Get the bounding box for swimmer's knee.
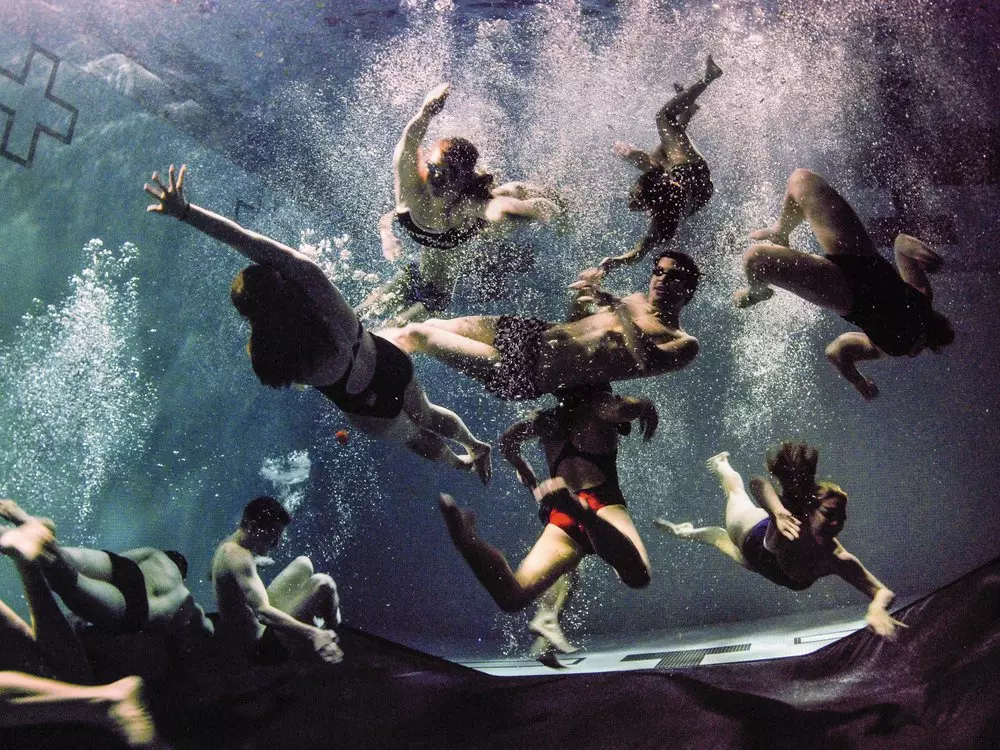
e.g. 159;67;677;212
742;245;774;275
310;572;337;594
292;556;314;574
787;167;822;195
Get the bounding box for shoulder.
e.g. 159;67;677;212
213;540;253;574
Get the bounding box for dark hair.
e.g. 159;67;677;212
438;137;495;202
653;249;701;304
241;496;292;531
926;310;955;350
230;265;333;389
629;166;675;212
765;442;825;513
163;550;189;579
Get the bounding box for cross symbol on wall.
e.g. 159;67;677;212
0;43;78;168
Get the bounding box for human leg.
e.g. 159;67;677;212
0;672;160;749
655;55;723;162
750;168;874;257
541;484;651;588
708;452;768;551
401;379;491;483
438;494;582;613
378;319;501;383
893;233;942;299
734;242;854;313
267;557;340;629
529;571;579;656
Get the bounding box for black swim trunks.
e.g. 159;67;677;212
630;158;714;218
484;315;550;401
740;520;811;592
402;261;453;312
396;211;486;250
825;253;933;357
102;551;151;633
316;334;414;420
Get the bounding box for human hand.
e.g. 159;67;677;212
311;628;344;664
773;509;801;540
532;476;568;503
422;83;450;116
866;608;907;640
383;236;404;262
611;141;633;158
854;377;880;401
568;267;606;301
638;400;659;441
144;164;190;220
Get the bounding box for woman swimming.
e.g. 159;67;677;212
357;82;563;326
656;443;904;639
144;164;491;482
438;384;658;649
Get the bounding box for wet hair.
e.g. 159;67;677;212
925;310;955;350
653;249;701;304
765;441;821;514
812;481;848;508
163;550;189;580
629;166;677;212
435;137;495;202
230;265;333;389
241;496;292;531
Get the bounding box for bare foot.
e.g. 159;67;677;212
895;233;943;273
438;494;478;547
853;377;880;401
654;518;695;538
0;518;55;563
529;612;579;655
105;677;164;749
705;451;730;473
732;286;774;309
468;443;492;485
748;226;789;246
534;646;568;669
705;54;723;82
0;499;33;525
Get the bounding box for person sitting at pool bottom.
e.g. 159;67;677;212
144;164;492;483
656;444;904;640
734;168;954;400
357;82;564;326
212;496;342;664
381;249;700;402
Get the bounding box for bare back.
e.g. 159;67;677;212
211;539;268;650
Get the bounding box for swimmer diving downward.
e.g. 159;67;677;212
144;164;491;483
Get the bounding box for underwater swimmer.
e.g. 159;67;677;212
382;249;699;401
356;82;565;326
0;499;212;640
601;54;723;274
144;164;492;483
734;168;954;400
438;385;657;625
212;496;342;664
656;445;905;640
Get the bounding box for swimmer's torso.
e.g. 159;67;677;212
540;294;688;387
773;534;841;586
540;409;619;494
211;540;266;647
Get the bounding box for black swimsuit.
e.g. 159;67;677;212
103;551;151;633
824;253;933;356
740;520;811;592
315;331;413;421
395;210;486;250
537;440;626;525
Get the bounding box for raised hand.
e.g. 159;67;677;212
422;83;450;116
144;163;189;219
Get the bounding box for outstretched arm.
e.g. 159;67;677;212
832;545;904;640
825;332;883;400
498;418;540;489
394;83;449;206
748;477;801;541
611;141;655;171
483;195;561;224
593;393;658;441
379;210;405;262
601;213;683;274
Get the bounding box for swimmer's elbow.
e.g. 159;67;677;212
677;336;700;364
